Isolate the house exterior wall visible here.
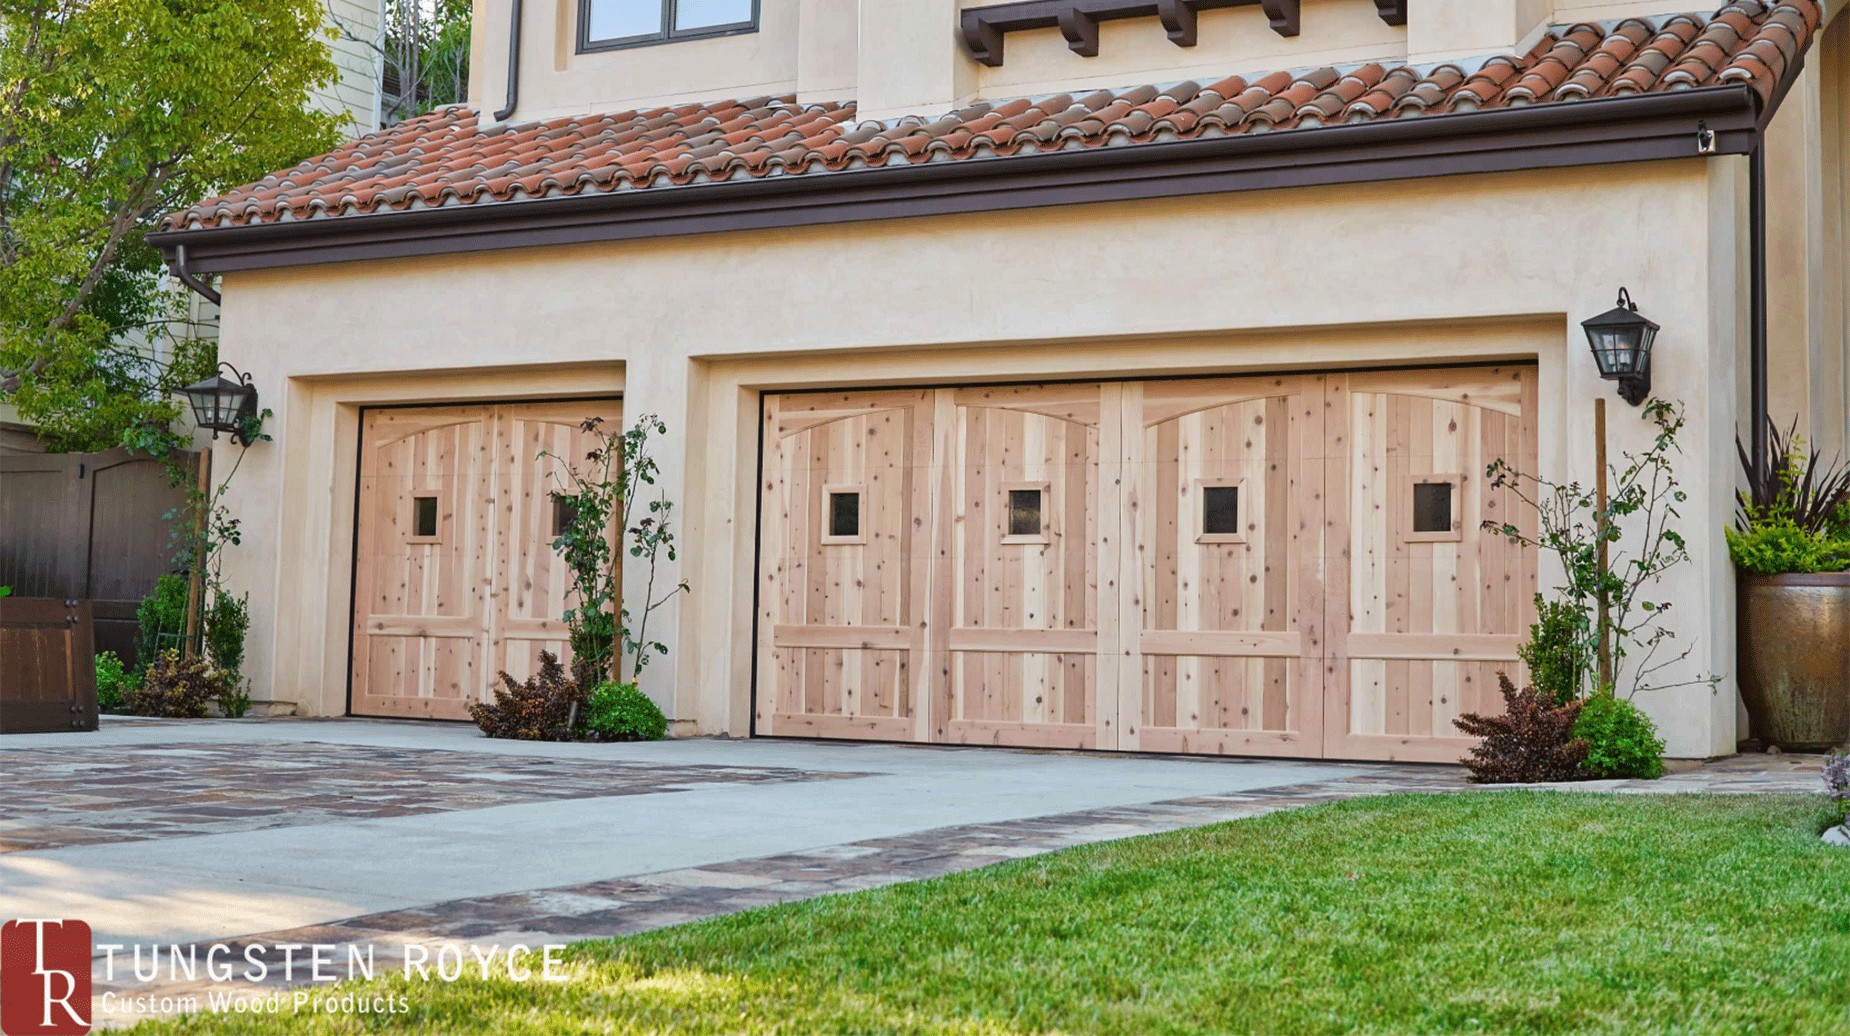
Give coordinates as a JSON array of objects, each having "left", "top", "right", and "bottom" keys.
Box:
[
  {"left": 321, "top": 0, "right": 385, "bottom": 133},
  {"left": 468, "top": 1, "right": 1850, "bottom": 125},
  {"left": 212, "top": 158, "right": 1753, "bottom": 758}
]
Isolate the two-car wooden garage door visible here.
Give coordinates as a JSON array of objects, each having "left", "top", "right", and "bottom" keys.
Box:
[{"left": 756, "top": 366, "right": 1537, "bottom": 762}]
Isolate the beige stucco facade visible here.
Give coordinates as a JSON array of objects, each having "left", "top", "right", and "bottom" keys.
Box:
[
  {"left": 194, "top": 0, "right": 1850, "bottom": 761},
  {"left": 220, "top": 157, "right": 1760, "bottom": 758}
]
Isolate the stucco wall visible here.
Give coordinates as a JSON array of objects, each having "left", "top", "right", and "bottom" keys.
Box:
[
  {"left": 463, "top": 0, "right": 1845, "bottom": 125},
  {"left": 214, "top": 158, "right": 1750, "bottom": 758}
]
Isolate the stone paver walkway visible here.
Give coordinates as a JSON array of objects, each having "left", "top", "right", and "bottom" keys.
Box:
[{"left": 1, "top": 741, "right": 860, "bottom": 853}]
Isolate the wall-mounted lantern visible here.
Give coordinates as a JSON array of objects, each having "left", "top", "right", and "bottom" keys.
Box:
[
  {"left": 1581, "top": 288, "right": 1658, "bottom": 406},
  {"left": 179, "top": 363, "right": 259, "bottom": 445}
]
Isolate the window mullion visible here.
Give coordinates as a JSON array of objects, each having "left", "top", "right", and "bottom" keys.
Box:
[{"left": 662, "top": 0, "right": 676, "bottom": 38}]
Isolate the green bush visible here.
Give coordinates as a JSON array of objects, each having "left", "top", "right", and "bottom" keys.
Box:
[
  {"left": 94, "top": 650, "right": 137, "bottom": 712},
  {"left": 1574, "top": 693, "right": 1666, "bottom": 780},
  {"left": 136, "top": 574, "right": 191, "bottom": 663},
  {"left": 583, "top": 680, "right": 668, "bottom": 742},
  {"left": 204, "top": 590, "right": 249, "bottom": 677},
  {"left": 1725, "top": 518, "right": 1850, "bottom": 575},
  {"left": 128, "top": 650, "right": 232, "bottom": 718},
  {"left": 1518, "top": 595, "right": 1590, "bottom": 706}
]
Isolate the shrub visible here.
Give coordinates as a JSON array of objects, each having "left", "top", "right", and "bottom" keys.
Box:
[
  {"left": 583, "top": 681, "right": 668, "bottom": 742},
  {"left": 128, "top": 651, "right": 231, "bottom": 718},
  {"left": 1453, "top": 673, "right": 1589, "bottom": 784},
  {"left": 1518, "top": 595, "right": 1591, "bottom": 706},
  {"left": 1573, "top": 692, "right": 1666, "bottom": 780},
  {"left": 218, "top": 683, "right": 253, "bottom": 719},
  {"left": 1825, "top": 752, "right": 1849, "bottom": 827},
  {"left": 204, "top": 590, "right": 249, "bottom": 677},
  {"left": 136, "top": 574, "right": 191, "bottom": 663},
  {"left": 94, "top": 650, "right": 137, "bottom": 712},
  {"left": 469, "top": 651, "right": 586, "bottom": 741},
  {"left": 1725, "top": 518, "right": 1850, "bottom": 575}
]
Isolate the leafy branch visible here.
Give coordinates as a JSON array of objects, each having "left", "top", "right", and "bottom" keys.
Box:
[{"left": 1484, "top": 399, "right": 1712, "bottom": 698}]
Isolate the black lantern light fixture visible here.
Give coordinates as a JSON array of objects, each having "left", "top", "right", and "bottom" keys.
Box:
[
  {"left": 1581, "top": 287, "right": 1658, "bottom": 406},
  {"left": 179, "top": 363, "right": 259, "bottom": 445}
]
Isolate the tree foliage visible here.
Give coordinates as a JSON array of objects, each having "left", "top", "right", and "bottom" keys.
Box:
[
  {"left": 330, "top": 0, "right": 470, "bottom": 128},
  {"left": 1, "top": 0, "right": 343, "bottom": 449}
]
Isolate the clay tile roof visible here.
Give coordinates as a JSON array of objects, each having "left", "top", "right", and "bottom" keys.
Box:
[{"left": 161, "top": 0, "right": 1823, "bottom": 232}]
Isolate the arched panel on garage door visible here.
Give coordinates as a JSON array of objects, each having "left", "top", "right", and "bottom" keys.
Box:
[
  {"left": 1127, "top": 374, "right": 1326, "bottom": 757},
  {"left": 756, "top": 391, "right": 934, "bottom": 742},
  {"left": 1324, "top": 367, "right": 1539, "bottom": 762},
  {"left": 937, "top": 384, "right": 1106, "bottom": 750}
]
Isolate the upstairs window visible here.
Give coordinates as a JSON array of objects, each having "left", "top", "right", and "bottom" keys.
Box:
[{"left": 581, "top": 0, "right": 758, "bottom": 51}]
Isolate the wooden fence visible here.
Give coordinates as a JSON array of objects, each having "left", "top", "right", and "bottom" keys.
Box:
[
  {"left": 1, "top": 438, "right": 195, "bottom": 667},
  {"left": 0, "top": 597, "right": 99, "bottom": 733}
]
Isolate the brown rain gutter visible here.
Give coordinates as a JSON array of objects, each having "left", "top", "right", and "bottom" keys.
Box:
[
  {"left": 165, "top": 244, "right": 221, "bottom": 306},
  {"left": 150, "top": 84, "right": 1763, "bottom": 275},
  {"left": 493, "top": 0, "right": 522, "bottom": 122}
]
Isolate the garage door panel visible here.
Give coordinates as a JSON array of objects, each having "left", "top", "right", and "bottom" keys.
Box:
[
  {"left": 942, "top": 388, "right": 1103, "bottom": 746},
  {"left": 1326, "top": 367, "right": 1536, "bottom": 761},
  {"left": 950, "top": 650, "right": 1092, "bottom": 729},
  {"left": 774, "top": 646, "right": 910, "bottom": 722},
  {"left": 1131, "top": 376, "right": 1324, "bottom": 754},
  {"left": 758, "top": 393, "right": 932, "bottom": 738}
]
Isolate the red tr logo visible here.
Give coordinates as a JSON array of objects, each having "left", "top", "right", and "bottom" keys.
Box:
[{"left": 0, "top": 920, "right": 92, "bottom": 1036}]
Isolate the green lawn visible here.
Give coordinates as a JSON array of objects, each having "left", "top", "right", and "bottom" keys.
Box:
[{"left": 141, "top": 793, "right": 1850, "bottom": 1035}]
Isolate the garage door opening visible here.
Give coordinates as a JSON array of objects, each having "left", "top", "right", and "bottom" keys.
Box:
[{"left": 754, "top": 367, "right": 1537, "bottom": 762}]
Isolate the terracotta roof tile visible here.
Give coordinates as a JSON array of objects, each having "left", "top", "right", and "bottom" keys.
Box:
[{"left": 162, "top": 0, "right": 1823, "bottom": 232}]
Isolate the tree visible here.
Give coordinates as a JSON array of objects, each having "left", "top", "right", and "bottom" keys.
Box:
[
  {"left": 330, "top": 0, "right": 470, "bottom": 129},
  {"left": 0, "top": 0, "right": 344, "bottom": 450}
]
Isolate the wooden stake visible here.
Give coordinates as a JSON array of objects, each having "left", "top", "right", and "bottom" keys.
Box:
[
  {"left": 1594, "top": 398, "right": 1612, "bottom": 691},
  {"left": 183, "top": 445, "right": 212, "bottom": 659}
]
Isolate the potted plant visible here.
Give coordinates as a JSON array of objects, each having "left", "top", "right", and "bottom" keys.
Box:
[{"left": 1728, "top": 420, "right": 1850, "bottom": 751}]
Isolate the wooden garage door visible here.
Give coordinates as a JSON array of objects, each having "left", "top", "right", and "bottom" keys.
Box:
[
  {"left": 757, "top": 366, "right": 1535, "bottom": 761},
  {"left": 351, "top": 400, "right": 620, "bottom": 720}
]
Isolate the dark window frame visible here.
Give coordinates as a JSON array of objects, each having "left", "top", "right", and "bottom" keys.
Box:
[{"left": 578, "top": 0, "right": 761, "bottom": 53}]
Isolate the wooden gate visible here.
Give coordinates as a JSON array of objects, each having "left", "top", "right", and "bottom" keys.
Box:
[
  {"left": 351, "top": 400, "right": 619, "bottom": 720},
  {"left": 0, "top": 598, "right": 99, "bottom": 734},
  {"left": 0, "top": 445, "right": 195, "bottom": 666},
  {"left": 756, "top": 366, "right": 1536, "bottom": 761}
]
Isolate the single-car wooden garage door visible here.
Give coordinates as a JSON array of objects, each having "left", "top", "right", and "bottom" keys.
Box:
[
  {"left": 351, "top": 400, "right": 619, "bottom": 719},
  {"left": 755, "top": 367, "right": 1536, "bottom": 762}
]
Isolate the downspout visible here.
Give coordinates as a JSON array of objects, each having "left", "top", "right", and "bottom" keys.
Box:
[
  {"left": 1749, "top": 141, "right": 1768, "bottom": 489},
  {"left": 493, "top": 0, "right": 522, "bottom": 123},
  {"left": 171, "top": 244, "right": 222, "bottom": 307}
]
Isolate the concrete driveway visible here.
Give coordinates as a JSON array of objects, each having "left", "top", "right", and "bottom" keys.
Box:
[{"left": 1, "top": 716, "right": 1436, "bottom": 952}]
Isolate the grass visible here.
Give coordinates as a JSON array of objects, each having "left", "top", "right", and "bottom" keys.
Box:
[{"left": 139, "top": 793, "right": 1850, "bottom": 1035}]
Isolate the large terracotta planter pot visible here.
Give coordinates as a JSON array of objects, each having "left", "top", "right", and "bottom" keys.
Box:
[{"left": 1738, "top": 572, "right": 1850, "bottom": 751}]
